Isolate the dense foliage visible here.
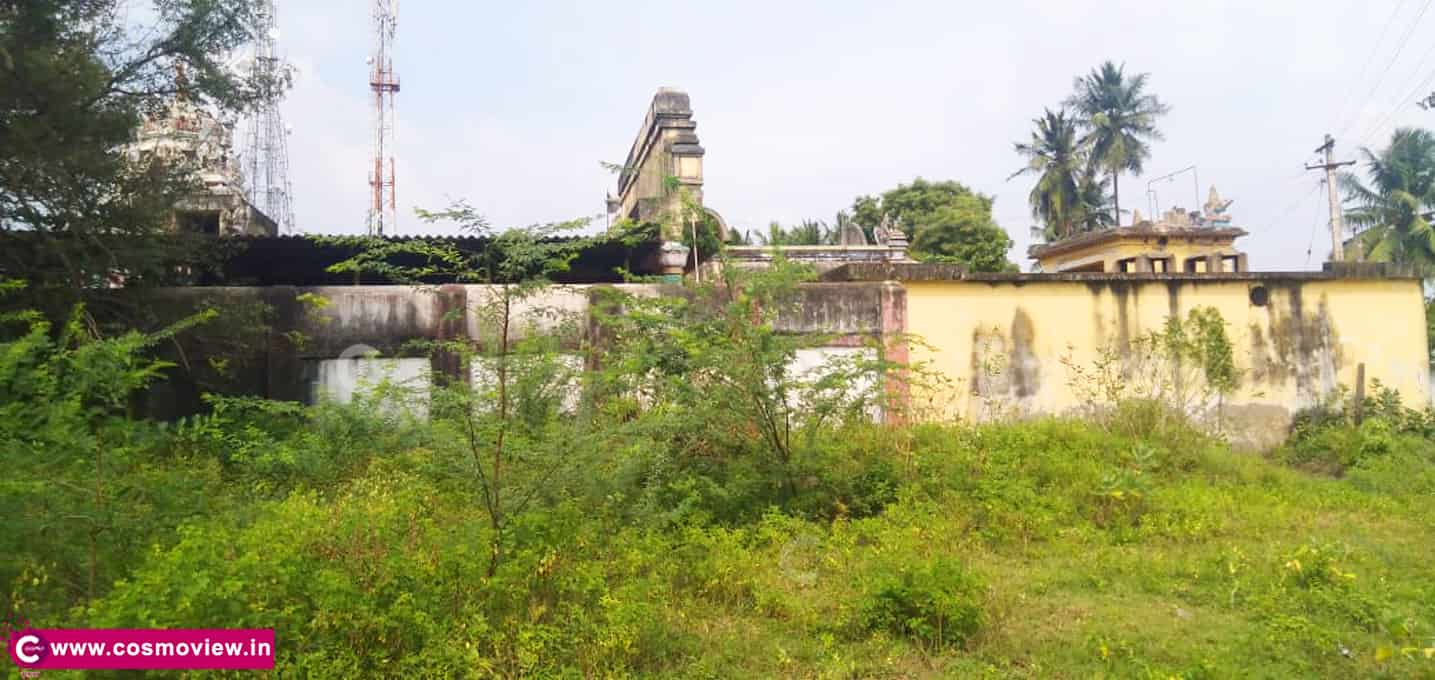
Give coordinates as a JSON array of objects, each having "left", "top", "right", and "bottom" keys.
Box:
[
  {"left": 1277, "top": 382, "right": 1435, "bottom": 479},
  {"left": 851, "top": 178, "right": 1016, "bottom": 271},
  {"left": 1427, "top": 295, "right": 1435, "bottom": 361},
  {"left": 747, "top": 218, "right": 841, "bottom": 247},
  {"left": 1340, "top": 127, "right": 1435, "bottom": 274},
  {"left": 0, "top": 0, "right": 279, "bottom": 304}
]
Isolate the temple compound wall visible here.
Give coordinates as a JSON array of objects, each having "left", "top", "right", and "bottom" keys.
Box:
[
  {"left": 141, "top": 263, "right": 1428, "bottom": 451},
  {"left": 830, "top": 263, "right": 1428, "bottom": 450}
]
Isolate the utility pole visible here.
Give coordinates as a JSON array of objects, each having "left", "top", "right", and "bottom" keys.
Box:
[{"left": 1305, "top": 134, "right": 1356, "bottom": 262}]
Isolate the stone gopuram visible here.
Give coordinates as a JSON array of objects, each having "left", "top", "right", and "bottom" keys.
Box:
[
  {"left": 608, "top": 88, "right": 708, "bottom": 278},
  {"left": 127, "top": 96, "right": 276, "bottom": 236}
]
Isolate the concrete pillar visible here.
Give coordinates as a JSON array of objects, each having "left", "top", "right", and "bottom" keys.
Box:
[
  {"left": 879, "top": 281, "right": 909, "bottom": 425},
  {"left": 657, "top": 241, "right": 690, "bottom": 283},
  {"left": 1135, "top": 256, "right": 1152, "bottom": 273},
  {"left": 1206, "top": 254, "right": 1222, "bottom": 274}
]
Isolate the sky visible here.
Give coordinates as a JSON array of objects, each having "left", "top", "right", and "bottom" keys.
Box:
[{"left": 266, "top": 0, "right": 1435, "bottom": 271}]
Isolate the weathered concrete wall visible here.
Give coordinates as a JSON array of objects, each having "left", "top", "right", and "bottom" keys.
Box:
[
  {"left": 903, "top": 275, "right": 1429, "bottom": 449},
  {"left": 150, "top": 282, "right": 896, "bottom": 414},
  {"left": 145, "top": 271, "right": 1427, "bottom": 448}
]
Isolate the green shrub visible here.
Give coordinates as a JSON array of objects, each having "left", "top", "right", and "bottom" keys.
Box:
[
  {"left": 91, "top": 456, "right": 697, "bottom": 677},
  {"left": 1279, "top": 542, "right": 1358, "bottom": 591},
  {"left": 1277, "top": 415, "right": 1435, "bottom": 478},
  {"left": 853, "top": 556, "right": 985, "bottom": 649},
  {"left": 1346, "top": 450, "right": 1435, "bottom": 497},
  {"left": 1280, "top": 383, "right": 1435, "bottom": 477},
  {"left": 787, "top": 427, "right": 904, "bottom": 520}
]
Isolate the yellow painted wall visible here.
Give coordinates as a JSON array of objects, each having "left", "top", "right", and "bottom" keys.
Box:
[
  {"left": 1039, "top": 237, "right": 1239, "bottom": 272},
  {"left": 905, "top": 277, "right": 1428, "bottom": 448}
]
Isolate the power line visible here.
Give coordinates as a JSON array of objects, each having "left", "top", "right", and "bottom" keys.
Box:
[
  {"left": 1348, "top": 7, "right": 1435, "bottom": 147},
  {"left": 1337, "top": 0, "right": 1434, "bottom": 140},
  {"left": 1268, "top": 179, "right": 1325, "bottom": 245},
  {"left": 1334, "top": 0, "right": 1410, "bottom": 136},
  {"left": 1354, "top": 65, "right": 1435, "bottom": 149}
]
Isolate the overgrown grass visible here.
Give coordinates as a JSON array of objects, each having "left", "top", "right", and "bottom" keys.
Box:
[{"left": 54, "top": 409, "right": 1434, "bottom": 678}]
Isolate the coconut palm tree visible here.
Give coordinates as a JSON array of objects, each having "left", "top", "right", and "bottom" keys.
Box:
[
  {"left": 754, "top": 220, "right": 832, "bottom": 246},
  {"left": 1340, "top": 127, "right": 1435, "bottom": 273},
  {"left": 1067, "top": 61, "right": 1170, "bottom": 226},
  {"left": 1073, "top": 166, "right": 1116, "bottom": 234},
  {"left": 1010, "top": 108, "right": 1085, "bottom": 240}
]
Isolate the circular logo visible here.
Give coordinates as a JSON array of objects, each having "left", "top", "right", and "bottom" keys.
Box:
[
  {"left": 11, "top": 631, "right": 48, "bottom": 666},
  {"left": 338, "top": 343, "right": 381, "bottom": 360}
]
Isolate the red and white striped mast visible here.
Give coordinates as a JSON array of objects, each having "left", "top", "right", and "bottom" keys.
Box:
[{"left": 367, "top": 0, "right": 399, "bottom": 236}]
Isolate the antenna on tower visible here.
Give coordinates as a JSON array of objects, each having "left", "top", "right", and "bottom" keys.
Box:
[
  {"left": 241, "top": 0, "right": 296, "bottom": 233},
  {"left": 368, "top": 0, "right": 399, "bottom": 236}
]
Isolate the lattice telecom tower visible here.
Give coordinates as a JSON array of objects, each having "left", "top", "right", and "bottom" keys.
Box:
[
  {"left": 242, "top": 0, "right": 296, "bottom": 233},
  {"left": 367, "top": 0, "right": 400, "bottom": 236}
]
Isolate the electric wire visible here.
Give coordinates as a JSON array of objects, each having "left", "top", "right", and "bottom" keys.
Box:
[
  {"left": 1354, "top": 65, "right": 1435, "bottom": 149},
  {"left": 1334, "top": 0, "right": 1411, "bottom": 138},
  {"left": 1337, "top": 0, "right": 1434, "bottom": 141},
  {"left": 1264, "top": 180, "right": 1325, "bottom": 262}
]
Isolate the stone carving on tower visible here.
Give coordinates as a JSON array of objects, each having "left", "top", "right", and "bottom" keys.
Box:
[
  {"left": 873, "top": 214, "right": 909, "bottom": 249},
  {"left": 1203, "top": 186, "right": 1234, "bottom": 226},
  {"left": 838, "top": 219, "right": 869, "bottom": 246},
  {"left": 127, "top": 91, "right": 277, "bottom": 236}
]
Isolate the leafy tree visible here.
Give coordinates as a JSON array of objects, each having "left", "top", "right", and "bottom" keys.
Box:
[
  {"left": 1066, "top": 61, "right": 1170, "bottom": 226},
  {"left": 850, "top": 178, "right": 1015, "bottom": 271},
  {"left": 329, "top": 203, "right": 593, "bottom": 577},
  {"left": 0, "top": 0, "right": 277, "bottom": 302},
  {"left": 1339, "top": 127, "right": 1435, "bottom": 274},
  {"left": 590, "top": 257, "right": 897, "bottom": 516},
  {"left": 788, "top": 219, "right": 832, "bottom": 245}
]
